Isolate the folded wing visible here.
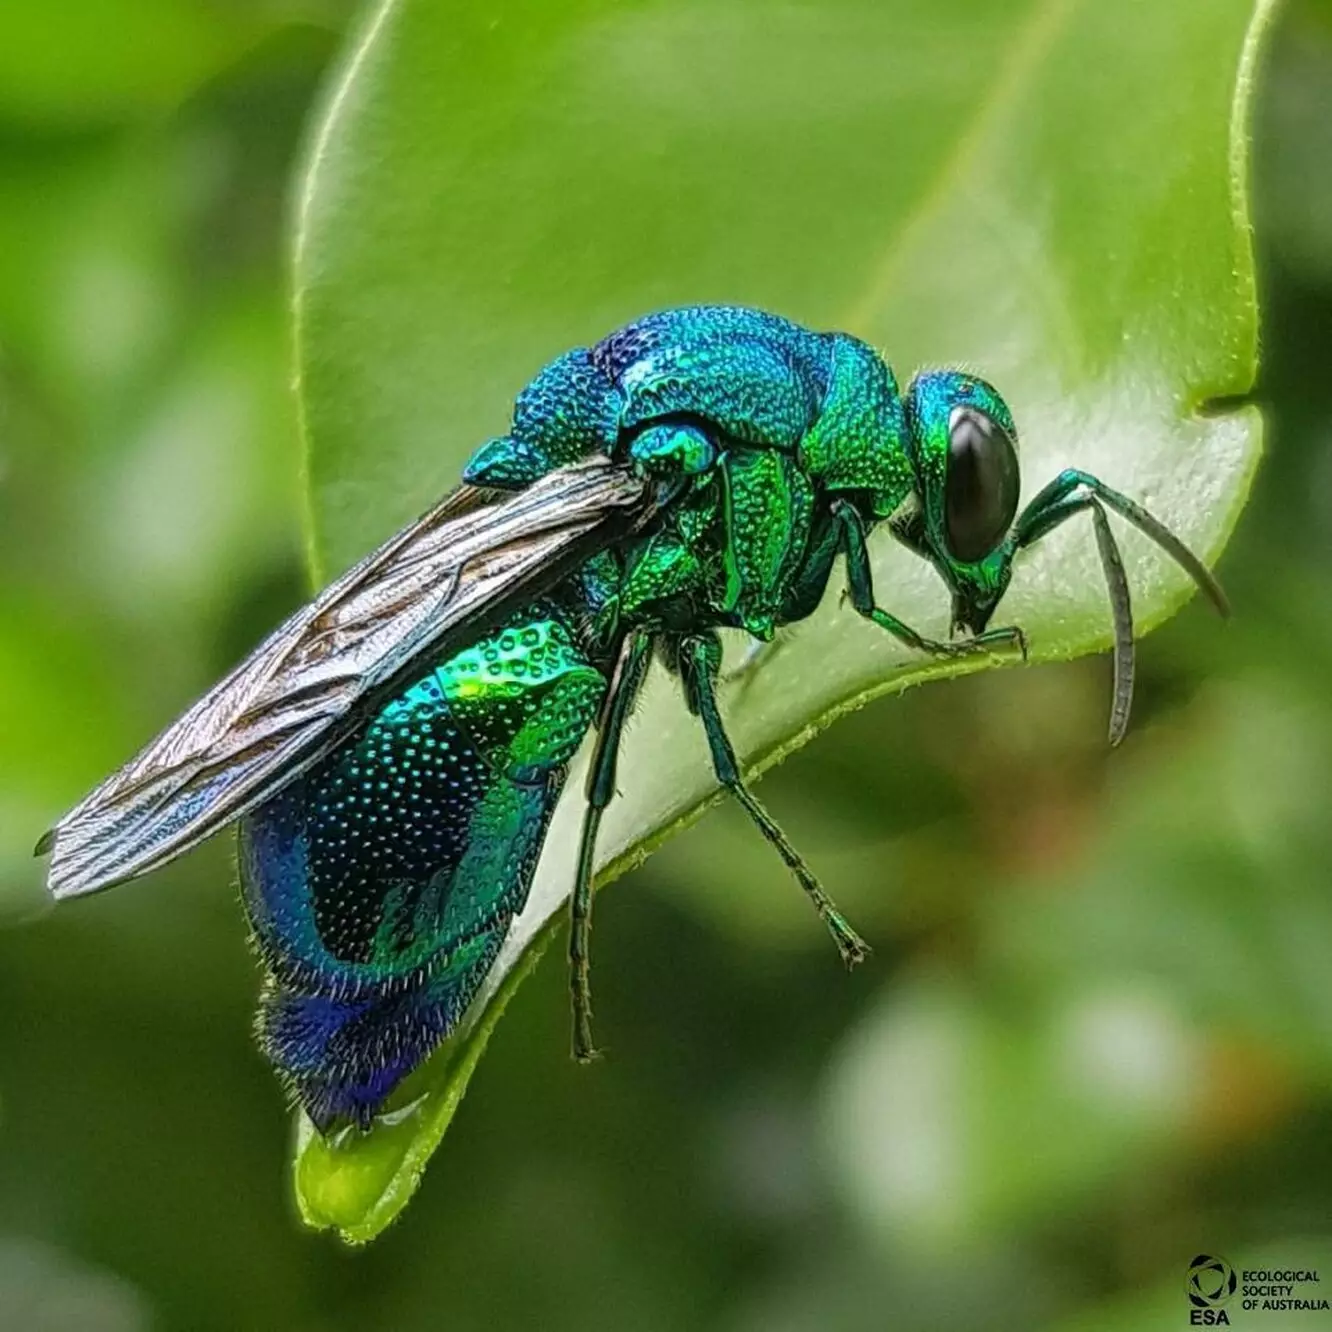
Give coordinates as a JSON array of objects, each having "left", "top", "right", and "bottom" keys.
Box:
[{"left": 41, "top": 459, "right": 650, "bottom": 899}]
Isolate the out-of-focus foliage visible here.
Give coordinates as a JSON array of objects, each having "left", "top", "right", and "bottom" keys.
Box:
[{"left": 0, "top": 1, "right": 1329, "bottom": 1329}]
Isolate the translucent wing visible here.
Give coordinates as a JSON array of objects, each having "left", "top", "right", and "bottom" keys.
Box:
[{"left": 41, "top": 459, "right": 651, "bottom": 900}]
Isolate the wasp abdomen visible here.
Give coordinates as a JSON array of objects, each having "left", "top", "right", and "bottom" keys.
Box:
[{"left": 239, "top": 601, "right": 605, "bottom": 1129}]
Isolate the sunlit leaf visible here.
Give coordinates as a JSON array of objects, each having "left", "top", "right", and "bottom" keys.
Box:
[{"left": 293, "top": 0, "right": 1275, "bottom": 1239}]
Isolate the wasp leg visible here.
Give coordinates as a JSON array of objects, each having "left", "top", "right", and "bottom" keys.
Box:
[
  {"left": 833, "top": 500, "right": 1027, "bottom": 659},
  {"left": 569, "top": 628, "right": 654, "bottom": 1063},
  {"left": 1011, "top": 492, "right": 1137, "bottom": 745},
  {"left": 681, "top": 633, "right": 870, "bottom": 969}
]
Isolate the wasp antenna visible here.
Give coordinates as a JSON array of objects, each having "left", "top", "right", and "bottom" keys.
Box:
[
  {"left": 1090, "top": 501, "right": 1135, "bottom": 747},
  {"left": 1087, "top": 482, "right": 1230, "bottom": 619}
]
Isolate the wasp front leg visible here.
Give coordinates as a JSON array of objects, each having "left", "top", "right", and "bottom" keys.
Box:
[{"left": 832, "top": 501, "right": 1027, "bottom": 659}]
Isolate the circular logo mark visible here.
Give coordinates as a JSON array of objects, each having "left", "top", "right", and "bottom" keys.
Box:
[{"left": 1188, "top": 1255, "right": 1238, "bottom": 1309}]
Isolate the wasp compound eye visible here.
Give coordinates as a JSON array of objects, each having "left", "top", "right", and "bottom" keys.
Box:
[{"left": 944, "top": 406, "right": 1020, "bottom": 563}]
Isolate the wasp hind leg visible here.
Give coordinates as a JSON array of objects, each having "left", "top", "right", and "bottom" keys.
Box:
[
  {"left": 569, "top": 628, "right": 655, "bottom": 1062},
  {"left": 679, "top": 632, "right": 870, "bottom": 969}
]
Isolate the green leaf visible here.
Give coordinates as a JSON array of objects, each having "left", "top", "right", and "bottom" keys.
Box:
[
  {"left": 293, "top": 0, "right": 1275, "bottom": 1240},
  {"left": 0, "top": 1, "right": 285, "bottom": 128}
]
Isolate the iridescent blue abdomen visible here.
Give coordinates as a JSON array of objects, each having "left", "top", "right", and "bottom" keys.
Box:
[{"left": 239, "top": 598, "right": 606, "bottom": 1129}]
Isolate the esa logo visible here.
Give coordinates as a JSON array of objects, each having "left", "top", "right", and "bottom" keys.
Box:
[{"left": 1187, "top": 1255, "right": 1237, "bottom": 1325}]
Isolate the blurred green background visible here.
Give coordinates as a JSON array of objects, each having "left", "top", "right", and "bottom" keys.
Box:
[{"left": 0, "top": 2, "right": 1330, "bottom": 1330}]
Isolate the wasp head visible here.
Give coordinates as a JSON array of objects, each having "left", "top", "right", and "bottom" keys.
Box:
[{"left": 902, "top": 370, "right": 1020, "bottom": 638}]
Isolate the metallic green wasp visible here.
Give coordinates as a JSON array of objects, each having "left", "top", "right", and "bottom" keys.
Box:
[{"left": 39, "top": 305, "right": 1226, "bottom": 1131}]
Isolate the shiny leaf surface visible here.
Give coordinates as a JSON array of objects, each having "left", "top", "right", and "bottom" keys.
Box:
[{"left": 293, "top": 0, "right": 1275, "bottom": 1239}]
